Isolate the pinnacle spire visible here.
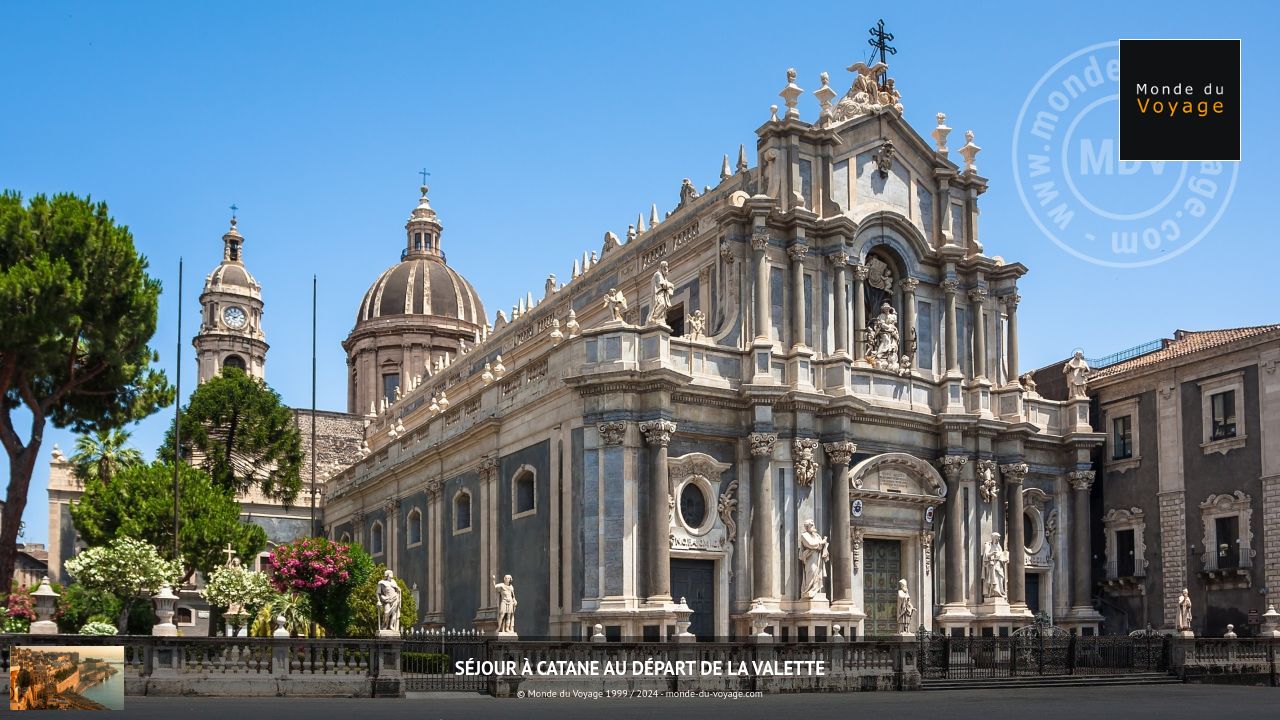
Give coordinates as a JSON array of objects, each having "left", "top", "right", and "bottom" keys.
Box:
[
  {"left": 720, "top": 154, "right": 732, "bottom": 181},
  {"left": 737, "top": 144, "right": 749, "bottom": 174}
]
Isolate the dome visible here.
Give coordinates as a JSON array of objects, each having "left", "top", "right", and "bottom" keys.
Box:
[
  {"left": 356, "top": 257, "right": 484, "bottom": 326},
  {"left": 209, "top": 262, "right": 258, "bottom": 289}
]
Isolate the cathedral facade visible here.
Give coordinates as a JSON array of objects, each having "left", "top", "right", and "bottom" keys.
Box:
[{"left": 322, "top": 62, "right": 1105, "bottom": 640}]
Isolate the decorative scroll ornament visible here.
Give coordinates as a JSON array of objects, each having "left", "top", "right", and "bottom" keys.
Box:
[
  {"left": 976, "top": 459, "right": 999, "bottom": 504},
  {"left": 749, "top": 432, "right": 778, "bottom": 457},
  {"left": 793, "top": 438, "right": 820, "bottom": 487},
  {"left": 850, "top": 526, "right": 865, "bottom": 571},
  {"left": 874, "top": 140, "right": 896, "bottom": 178},
  {"left": 718, "top": 478, "right": 739, "bottom": 543},
  {"left": 597, "top": 421, "right": 627, "bottom": 447},
  {"left": 921, "top": 530, "right": 935, "bottom": 575}
]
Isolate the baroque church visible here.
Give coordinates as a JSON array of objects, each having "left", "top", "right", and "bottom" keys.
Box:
[
  {"left": 47, "top": 58, "right": 1107, "bottom": 641},
  {"left": 322, "top": 60, "right": 1105, "bottom": 640}
]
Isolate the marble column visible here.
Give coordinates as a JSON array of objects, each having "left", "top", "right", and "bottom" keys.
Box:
[
  {"left": 749, "top": 432, "right": 778, "bottom": 601},
  {"left": 900, "top": 278, "right": 919, "bottom": 369},
  {"left": 943, "top": 279, "right": 960, "bottom": 374},
  {"left": 824, "top": 441, "right": 857, "bottom": 604},
  {"left": 969, "top": 288, "right": 988, "bottom": 380},
  {"left": 830, "top": 252, "right": 849, "bottom": 356},
  {"left": 753, "top": 229, "right": 771, "bottom": 341},
  {"left": 939, "top": 456, "right": 968, "bottom": 604},
  {"left": 639, "top": 419, "right": 677, "bottom": 603},
  {"left": 852, "top": 265, "right": 868, "bottom": 359},
  {"left": 787, "top": 243, "right": 808, "bottom": 349},
  {"left": 1004, "top": 293, "right": 1021, "bottom": 384},
  {"left": 1069, "top": 471, "right": 1095, "bottom": 608},
  {"left": 1001, "top": 463, "right": 1029, "bottom": 605}
]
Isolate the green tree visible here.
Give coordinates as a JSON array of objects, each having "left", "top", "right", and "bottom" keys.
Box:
[
  {"left": 56, "top": 583, "right": 122, "bottom": 634},
  {"left": 0, "top": 191, "right": 172, "bottom": 592},
  {"left": 70, "top": 427, "right": 143, "bottom": 484},
  {"left": 64, "top": 537, "right": 181, "bottom": 630},
  {"left": 69, "top": 461, "right": 266, "bottom": 582},
  {"left": 160, "top": 367, "right": 303, "bottom": 504}
]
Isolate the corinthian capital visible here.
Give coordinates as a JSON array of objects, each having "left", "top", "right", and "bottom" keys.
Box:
[
  {"left": 597, "top": 421, "right": 627, "bottom": 447},
  {"left": 852, "top": 264, "right": 870, "bottom": 282},
  {"left": 937, "top": 454, "right": 968, "bottom": 481},
  {"left": 748, "top": 432, "right": 778, "bottom": 457},
  {"left": 1068, "top": 470, "right": 1095, "bottom": 492},
  {"left": 899, "top": 277, "right": 920, "bottom": 294},
  {"left": 479, "top": 456, "right": 498, "bottom": 483},
  {"left": 787, "top": 243, "right": 808, "bottom": 261},
  {"left": 1003, "top": 293, "right": 1022, "bottom": 311},
  {"left": 1000, "top": 462, "right": 1029, "bottom": 484},
  {"left": 823, "top": 440, "right": 857, "bottom": 466},
  {"left": 751, "top": 227, "right": 770, "bottom": 252},
  {"left": 941, "top": 279, "right": 960, "bottom": 295},
  {"left": 828, "top": 250, "right": 849, "bottom": 267},
  {"left": 968, "top": 287, "right": 988, "bottom": 303},
  {"left": 638, "top": 419, "right": 677, "bottom": 447}
]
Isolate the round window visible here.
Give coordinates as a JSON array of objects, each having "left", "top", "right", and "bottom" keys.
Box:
[{"left": 679, "top": 483, "right": 708, "bottom": 529}]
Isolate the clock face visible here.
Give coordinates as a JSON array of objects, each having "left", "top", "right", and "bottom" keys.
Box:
[{"left": 223, "top": 306, "right": 247, "bottom": 329}]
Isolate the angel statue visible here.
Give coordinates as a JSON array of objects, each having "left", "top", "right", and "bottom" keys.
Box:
[
  {"left": 866, "top": 302, "right": 900, "bottom": 372},
  {"left": 603, "top": 288, "right": 629, "bottom": 324}
]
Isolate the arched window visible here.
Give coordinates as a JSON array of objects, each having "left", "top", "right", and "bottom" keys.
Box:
[
  {"left": 223, "top": 354, "right": 246, "bottom": 372},
  {"left": 454, "top": 491, "right": 472, "bottom": 534},
  {"left": 512, "top": 466, "right": 536, "bottom": 518},
  {"left": 407, "top": 508, "right": 422, "bottom": 546},
  {"left": 175, "top": 607, "right": 194, "bottom": 625},
  {"left": 339, "top": 532, "right": 352, "bottom": 544},
  {"left": 370, "top": 521, "right": 385, "bottom": 556}
]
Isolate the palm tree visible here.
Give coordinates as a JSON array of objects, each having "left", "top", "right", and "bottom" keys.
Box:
[{"left": 70, "top": 428, "right": 143, "bottom": 484}]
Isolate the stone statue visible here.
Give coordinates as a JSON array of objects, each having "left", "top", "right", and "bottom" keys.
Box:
[
  {"left": 982, "top": 532, "right": 1009, "bottom": 599},
  {"left": 603, "top": 288, "right": 628, "bottom": 323},
  {"left": 977, "top": 460, "right": 999, "bottom": 504},
  {"left": 1064, "top": 350, "right": 1091, "bottom": 399},
  {"left": 492, "top": 574, "right": 518, "bottom": 635},
  {"left": 1177, "top": 588, "right": 1193, "bottom": 632},
  {"left": 896, "top": 579, "right": 915, "bottom": 633},
  {"left": 797, "top": 519, "right": 829, "bottom": 600},
  {"left": 1019, "top": 371, "right": 1039, "bottom": 396},
  {"left": 647, "top": 261, "right": 675, "bottom": 326},
  {"left": 830, "top": 61, "right": 891, "bottom": 123},
  {"left": 376, "top": 569, "right": 402, "bottom": 634},
  {"left": 687, "top": 309, "right": 706, "bottom": 341},
  {"left": 866, "top": 302, "right": 901, "bottom": 372}
]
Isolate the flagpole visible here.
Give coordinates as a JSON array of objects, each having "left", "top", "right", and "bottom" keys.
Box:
[
  {"left": 310, "top": 274, "right": 317, "bottom": 538},
  {"left": 173, "top": 257, "right": 183, "bottom": 563}
]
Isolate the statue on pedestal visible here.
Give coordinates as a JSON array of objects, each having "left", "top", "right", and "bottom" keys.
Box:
[
  {"left": 647, "top": 261, "right": 675, "bottom": 326},
  {"left": 797, "top": 519, "right": 830, "bottom": 600},
  {"left": 896, "top": 579, "right": 915, "bottom": 633},
  {"left": 1064, "top": 350, "right": 1091, "bottom": 399},
  {"left": 982, "top": 532, "right": 1009, "bottom": 599},
  {"left": 376, "top": 569, "right": 402, "bottom": 635},
  {"left": 603, "top": 288, "right": 628, "bottom": 324},
  {"left": 1177, "top": 588, "right": 1194, "bottom": 633},
  {"left": 492, "top": 574, "right": 518, "bottom": 635}
]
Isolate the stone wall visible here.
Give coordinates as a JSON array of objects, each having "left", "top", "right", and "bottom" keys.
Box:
[
  {"left": 1159, "top": 491, "right": 1187, "bottom": 627},
  {"left": 292, "top": 409, "right": 364, "bottom": 484}
]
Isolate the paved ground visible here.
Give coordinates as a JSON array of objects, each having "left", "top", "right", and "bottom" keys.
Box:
[{"left": 107, "top": 684, "right": 1275, "bottom": 720}]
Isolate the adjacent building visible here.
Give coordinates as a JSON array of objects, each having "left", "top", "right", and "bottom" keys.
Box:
[{"left": 1080, "top": 325, "right": 1280, "bottom": 636}]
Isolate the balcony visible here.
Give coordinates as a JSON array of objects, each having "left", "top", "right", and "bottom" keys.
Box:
[
  {"left": 1200, "top": 545, "right": 1253, "bottom": 589},
  {"left": 1100, "top": 559, "right": 1146, "bottom": 596}
]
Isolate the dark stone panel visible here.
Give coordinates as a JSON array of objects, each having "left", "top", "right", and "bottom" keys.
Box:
[
  {"left": 248, "top": 516, "right": 313, "bottom": 546},
  {"left": 443, "top": 469, "right": 480, "bottom": 629},
  {"left": 398, "top": 488, "right": 430, "bottom": 620},
  {"left": 571, "top": 427, "right": 585, "bottom": 615},
  {"left": 499, "top": 439, "right": 552, "bottom": 638}
]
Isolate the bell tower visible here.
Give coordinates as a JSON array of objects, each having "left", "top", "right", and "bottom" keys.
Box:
[{"left": 193, "top": 214, "right": 269, "bottom": 383}]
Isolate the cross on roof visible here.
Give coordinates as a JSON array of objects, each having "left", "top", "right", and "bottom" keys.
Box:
[
  {"left": 418, "top": 168, "right": 431, "bottom": 185},
  {"left": 229, "top": 203, "right": 238, "bottom": 220},
  {"left": 867, "top": 19, "right": 897, "bottom": 66}
]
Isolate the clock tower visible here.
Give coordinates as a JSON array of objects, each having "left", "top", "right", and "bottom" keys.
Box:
[{"left": 194, "top": 215, "right": 269, "bottom": 383}]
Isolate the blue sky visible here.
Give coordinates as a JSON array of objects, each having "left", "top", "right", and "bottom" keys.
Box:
[{"left": 3, "top": 1, "right": 1274, "bottom": 543}]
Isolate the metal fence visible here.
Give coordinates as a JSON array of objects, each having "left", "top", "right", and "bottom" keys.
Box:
[{"left": 401, "top": 629, "right": 488, "bottom": 691}]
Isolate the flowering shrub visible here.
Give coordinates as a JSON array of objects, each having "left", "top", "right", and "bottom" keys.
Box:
[
  {"left": 3, "top": 616, "right": 29, "bottom": 634},
  {"left": 5, "top": 585, "right": 36, "bottom": 621},
  {"left": 201, "top": 564, "right": 274, "bottom": 616},
  {"left": 65, "top": 537, "right": 182, "bottom": 631},
  {"left": 78, "top": 621, "right": 119, "bottom": 636},
  {"left": 268, "top": 537, "right": 372, "bottom": 636}
]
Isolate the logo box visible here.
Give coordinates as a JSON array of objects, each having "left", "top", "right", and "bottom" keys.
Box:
[{"left": 1119, "top": 39, "right": 1240, "bottom": 161}]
